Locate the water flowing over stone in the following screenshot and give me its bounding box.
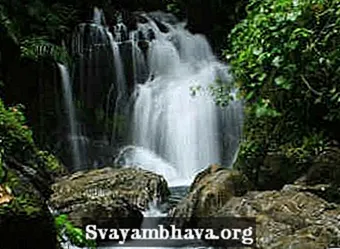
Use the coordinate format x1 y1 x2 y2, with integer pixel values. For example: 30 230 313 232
128 13 243 185
57 63 84 170
67 9 243 179
115 146 185 187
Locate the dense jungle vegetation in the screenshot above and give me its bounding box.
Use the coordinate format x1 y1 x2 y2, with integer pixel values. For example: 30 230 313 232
0 0 339 248
228 0 340 190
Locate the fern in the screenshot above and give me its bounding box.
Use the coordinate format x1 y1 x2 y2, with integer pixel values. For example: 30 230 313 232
55 214 96 248
20 36 71 65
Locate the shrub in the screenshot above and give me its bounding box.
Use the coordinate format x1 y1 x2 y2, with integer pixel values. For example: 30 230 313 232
226 0 340 185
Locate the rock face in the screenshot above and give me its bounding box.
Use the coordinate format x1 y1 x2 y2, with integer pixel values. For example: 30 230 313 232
293 147 340 203
0 157 62 249
305 147 340 186
216 189 340 249
50 166 170 228
169 165 252 222
169 164 340 249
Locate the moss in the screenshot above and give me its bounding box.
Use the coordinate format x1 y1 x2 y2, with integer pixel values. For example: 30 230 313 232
35 151 67 178
0 98 64 248
0 169 42 217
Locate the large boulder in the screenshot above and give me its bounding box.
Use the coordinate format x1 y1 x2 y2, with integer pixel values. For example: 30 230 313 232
293 147 340 203
215 188 340 249
50 166 170 229
169 165 252 223
234 150 301 191
304 147 340 186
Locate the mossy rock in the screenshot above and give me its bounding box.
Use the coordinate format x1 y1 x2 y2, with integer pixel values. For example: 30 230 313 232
305 147 340 186
50 166 170 231
0 98 67 249
169 165 252 225
237 150 301 191
291 147 340 203
215 188 340 249
0 167 57 249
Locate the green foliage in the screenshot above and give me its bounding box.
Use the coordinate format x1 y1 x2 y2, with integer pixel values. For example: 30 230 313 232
0 168 43 217
0 195 41 216
1 1 76 64
0 107 61 215
208 78 236 107
36 150 65 176
0 100 35 159
20 36 71 64
0 146 4 183
227 0 340 119
166 0 181 14
0 97 64 181
226 0 340 186
55 214 96 248
190 77 235 107
282 132 329 163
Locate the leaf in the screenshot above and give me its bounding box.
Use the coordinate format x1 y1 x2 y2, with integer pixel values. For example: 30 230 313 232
275 76 285 86
253 47 263 55
259 73 267 81
246 91 255 101
272 56 282 67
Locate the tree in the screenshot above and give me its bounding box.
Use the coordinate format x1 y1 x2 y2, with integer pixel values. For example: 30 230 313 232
226 0 340 187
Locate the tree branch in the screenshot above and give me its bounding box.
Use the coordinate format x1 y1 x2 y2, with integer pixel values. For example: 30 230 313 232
300 75 322 96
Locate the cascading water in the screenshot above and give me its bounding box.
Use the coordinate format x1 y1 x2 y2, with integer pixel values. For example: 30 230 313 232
58 63 83 170
69 8 130 168
68 8 243 183
115 12 243 186
61 9 243 249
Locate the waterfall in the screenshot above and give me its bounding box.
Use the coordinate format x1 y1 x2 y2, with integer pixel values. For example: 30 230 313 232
57 63 83 170
58 9 244 249
68 9 243 179
122 12 242 184
93 6 106 26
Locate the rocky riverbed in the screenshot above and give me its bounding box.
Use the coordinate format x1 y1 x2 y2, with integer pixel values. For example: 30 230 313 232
48 163 340 249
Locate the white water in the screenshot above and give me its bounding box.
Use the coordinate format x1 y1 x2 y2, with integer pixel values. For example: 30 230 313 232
115 146 188 187
70 9 243 175
93 7 106 26
107 31 128 143
127 13 243 185
62 9 243 249
58 63 82 169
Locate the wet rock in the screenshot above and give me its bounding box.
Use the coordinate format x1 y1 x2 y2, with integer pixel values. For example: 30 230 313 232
305 147 340 186
151 17 169 33
234 150 298 191
215 189 340 249
148 11 179 25
147 29 156 40
50 167 170 228
258 152 298 190
138 40 149 54
283 183 340 204
66 198 143 230
293 147 340 203
0 163 58 249
122 10 138 31
134 13 148 24
169 165 252 222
